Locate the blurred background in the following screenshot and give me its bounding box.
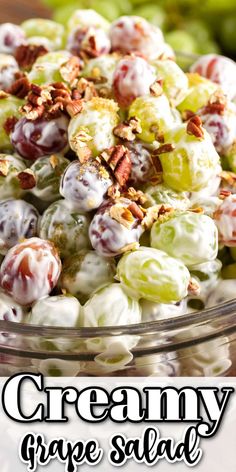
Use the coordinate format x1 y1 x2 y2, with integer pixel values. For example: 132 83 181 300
1 0 236 59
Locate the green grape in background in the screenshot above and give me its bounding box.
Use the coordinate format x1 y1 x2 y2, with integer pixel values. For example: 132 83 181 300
220 16 236 54
165 30 198 54
200 0 236 13
53 4 82 26
88 0 122 21
134 4 166 28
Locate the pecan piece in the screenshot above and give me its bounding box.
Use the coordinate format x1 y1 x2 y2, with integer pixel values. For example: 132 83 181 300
153 143 175 155
3 116 18 134
127 202 144 220
110 202 135 229
0 90 9 99
186 116 204 139
101 145 131 186
0 160 10 177
150 80 163 97
113 117 142 141
188 278 201 296
7 76 30 99
66 99 83 117
70 130 93 163
17 169 36 190
60 57 81 86
141 204 173 230
14 44 48 70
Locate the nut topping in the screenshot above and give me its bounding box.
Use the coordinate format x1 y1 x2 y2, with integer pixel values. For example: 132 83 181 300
17 169 36 190
60 57 81 87
70 129 93 163
153 143 175 155
113 117 142 141
0 160 10 177
14 44 48 70
101 145 131 186
7 76 30 99
186 115 204 139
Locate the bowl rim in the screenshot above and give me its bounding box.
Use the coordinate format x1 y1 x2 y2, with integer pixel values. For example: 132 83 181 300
0 298 236 338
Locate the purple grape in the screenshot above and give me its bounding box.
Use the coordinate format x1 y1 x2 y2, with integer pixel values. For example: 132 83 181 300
11 113 69 160
0 199 39 255
60 159 113 212
89 199 143 257
67 26 111 58
125 141 156 187
0 23 26 54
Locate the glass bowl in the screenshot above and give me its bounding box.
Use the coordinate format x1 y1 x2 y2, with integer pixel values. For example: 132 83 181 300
0 299 236 376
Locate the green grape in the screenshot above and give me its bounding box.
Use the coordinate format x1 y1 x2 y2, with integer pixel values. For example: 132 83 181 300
128 95 177 143
151 212 218 267
184 19 211 43
226 143 236 173
200 0 236 12
67 8 110 33
220 16 236 54
135 4 166 28
61 249 116 303
30 154 70 203
117 247 190 304
82 54 119 92
152 59 188 106
53 5 81 26
39 199 91 259
0 96 24 151
21 18 65 50
197 39 220 55
177 74 218 114
88 0 121 21
144 183 190 210
165 30 198 54
43 0 77 7
81 284 141 352
28 50 72 86
159 124 221 192
68 97 119 157
0 154 26 199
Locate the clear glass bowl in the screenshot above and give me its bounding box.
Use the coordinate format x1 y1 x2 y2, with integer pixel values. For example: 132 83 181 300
0 299 236 376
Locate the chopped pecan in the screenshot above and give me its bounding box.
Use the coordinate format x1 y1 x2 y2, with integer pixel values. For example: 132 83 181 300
60 57 81 87
76 78 98 101
153 143 175 155
202 91 227 115
149 124 165 143
188 278 201 296
21 103 45 120
7 76 30 99
107 183 121 200
49 155 59 169
50 82 71 102
110 202 135 229
219 189 232 199
127 202 144 220
186 116 204 139
70 130 93 163
66 99 83 117
141 204 174 230
189 206 204 214
123 187 147 205
17 169 36 190
101 145 131 186
3 116 18 134
150 80 163 97
182 110 196 122
220 170 236 187
0 160 10 177
0 90 9 99
113 117 142 141
14 44 48 70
